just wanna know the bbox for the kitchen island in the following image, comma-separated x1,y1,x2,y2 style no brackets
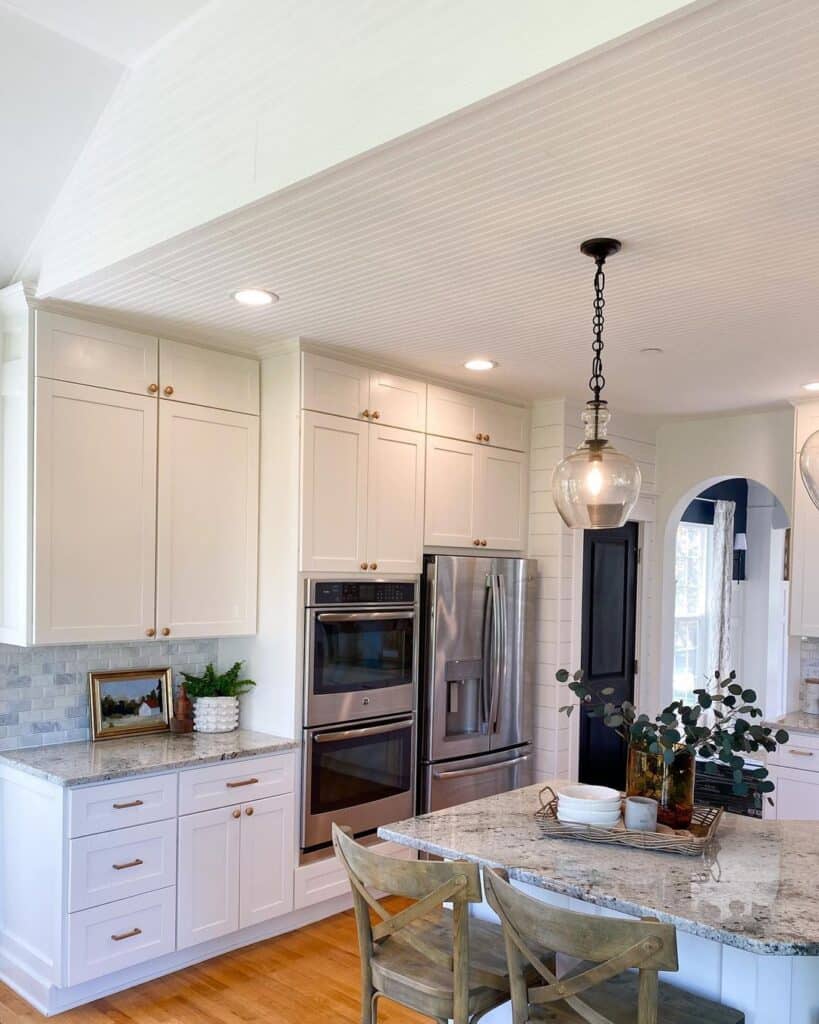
379,783,819,1024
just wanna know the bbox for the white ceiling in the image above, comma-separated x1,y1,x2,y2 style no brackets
0,0,213,286
2,0,212,65
37,0,819,417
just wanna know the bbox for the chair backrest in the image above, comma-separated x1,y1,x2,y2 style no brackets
332,824,483,1024
484,867,678,1024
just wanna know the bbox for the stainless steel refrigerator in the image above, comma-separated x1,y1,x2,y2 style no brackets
419,554,537,813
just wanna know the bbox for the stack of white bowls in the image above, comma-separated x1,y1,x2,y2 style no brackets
556,784,622,827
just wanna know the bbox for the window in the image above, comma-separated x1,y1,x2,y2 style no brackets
673,521,713,704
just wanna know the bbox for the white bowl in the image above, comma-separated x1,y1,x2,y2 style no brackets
557,808,622,827
558,784,621,802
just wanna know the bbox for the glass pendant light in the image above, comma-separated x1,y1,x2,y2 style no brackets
800,429,819,510
552,238,642,529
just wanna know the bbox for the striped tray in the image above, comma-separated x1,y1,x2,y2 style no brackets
534,785,723,857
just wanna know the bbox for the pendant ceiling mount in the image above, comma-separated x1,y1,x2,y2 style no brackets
552,237,642,530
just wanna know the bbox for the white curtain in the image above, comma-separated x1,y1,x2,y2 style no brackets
708,499,735,707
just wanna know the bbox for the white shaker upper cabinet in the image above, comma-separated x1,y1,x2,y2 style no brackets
33,380,158,645
479,447,528,550
479,398,528,452
424,436,480,548
159,339,259,415
427,385,481,445
301,352,370,421
367,370,426,432
35,311,158,396
367,425,425,574
301,411,369,572
156,402,259,639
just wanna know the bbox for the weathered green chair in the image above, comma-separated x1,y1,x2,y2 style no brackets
333,824,544,1024
484,867,745,1024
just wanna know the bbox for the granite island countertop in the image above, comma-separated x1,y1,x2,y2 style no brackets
768,710,819,737
0,729,299,786
378,782,819,957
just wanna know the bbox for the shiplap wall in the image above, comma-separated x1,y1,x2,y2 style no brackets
528,399,657,779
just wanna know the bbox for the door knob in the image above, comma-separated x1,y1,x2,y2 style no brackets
475,433,483,441
161,627,171,636
480,539,487,546
369,563,378,570
245,806,254,816
145,628,156,637
360,562,368,570
362,409,371,418
148,383,159,394
232,809,241,819
371,410,380,420
473,539,480,546
164,385,174,396
483,433,490,442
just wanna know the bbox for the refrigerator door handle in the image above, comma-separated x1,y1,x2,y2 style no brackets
480,576,494,734
433,752,530,779
488,574,506,733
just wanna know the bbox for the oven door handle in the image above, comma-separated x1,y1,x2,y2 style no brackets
313,719,413,743
432,753,530,780
316,611,416,623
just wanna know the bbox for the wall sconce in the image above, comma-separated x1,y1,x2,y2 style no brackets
733,532,747,582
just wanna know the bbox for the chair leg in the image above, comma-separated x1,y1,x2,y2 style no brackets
361,987,377,1024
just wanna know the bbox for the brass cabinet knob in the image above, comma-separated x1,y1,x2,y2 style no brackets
148,383,159,394
484,433,490,442
164,385,174,396
360,562,368,570
245,806,254,816
232,808,241,819
145,627,156,637
369,563,377,570
480,539,487,546
362,409,370,418
475,433,483,441
473,539,480,546
161,627,171,636
371,410,380,420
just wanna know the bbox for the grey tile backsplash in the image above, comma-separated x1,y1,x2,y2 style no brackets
0,639,218,751
801,637,819,708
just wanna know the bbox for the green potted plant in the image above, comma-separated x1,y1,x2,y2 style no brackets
558,668,789,828
180,662,256,734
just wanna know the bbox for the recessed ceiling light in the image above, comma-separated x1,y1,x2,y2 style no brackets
232,288,279,307
640,347,664,355
802,381,819,392
464,358,497,371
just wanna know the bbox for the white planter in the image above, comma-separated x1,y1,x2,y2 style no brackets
193,696,239,733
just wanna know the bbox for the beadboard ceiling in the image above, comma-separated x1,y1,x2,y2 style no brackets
40,0,819,416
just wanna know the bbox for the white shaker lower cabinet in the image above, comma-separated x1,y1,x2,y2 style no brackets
33,379,158,644
156,401,259,638
177,804,241,948
239,794,296,927
766,730,819,820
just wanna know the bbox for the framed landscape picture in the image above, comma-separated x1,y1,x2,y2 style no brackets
89,668,173,741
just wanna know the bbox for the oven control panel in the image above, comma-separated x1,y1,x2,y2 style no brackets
311,580,417,605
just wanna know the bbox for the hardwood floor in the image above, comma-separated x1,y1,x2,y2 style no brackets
0,900,428,1024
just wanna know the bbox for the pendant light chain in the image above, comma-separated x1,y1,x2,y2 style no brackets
589,256,607,404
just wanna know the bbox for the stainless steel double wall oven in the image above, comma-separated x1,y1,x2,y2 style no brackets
301,577,419,853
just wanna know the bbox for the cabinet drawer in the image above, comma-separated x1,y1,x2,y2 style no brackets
178,752,295,815
69,819,177,912
68,774,178,838
67,887,176,986
769,732,819,771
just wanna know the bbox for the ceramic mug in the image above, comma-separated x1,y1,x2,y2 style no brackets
624,795,658,832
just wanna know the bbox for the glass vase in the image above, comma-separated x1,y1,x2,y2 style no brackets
626,743,695,829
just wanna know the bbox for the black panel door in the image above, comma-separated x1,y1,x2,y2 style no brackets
579,522,639,788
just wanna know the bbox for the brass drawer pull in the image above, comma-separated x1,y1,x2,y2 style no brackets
789,748,815,757
225,777,259,789
112,858,144,871
111,927,142,942
112,799,144,810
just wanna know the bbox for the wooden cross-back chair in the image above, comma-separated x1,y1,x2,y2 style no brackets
332,824,529,1024
483,868,745,1024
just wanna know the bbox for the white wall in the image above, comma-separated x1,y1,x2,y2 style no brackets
653,407,794,710
32,0,698,294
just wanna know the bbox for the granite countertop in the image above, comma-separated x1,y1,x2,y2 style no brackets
768,710,819,737
379,783,819,956
0,729,299,786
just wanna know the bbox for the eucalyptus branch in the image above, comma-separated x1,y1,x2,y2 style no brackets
557,668,789,799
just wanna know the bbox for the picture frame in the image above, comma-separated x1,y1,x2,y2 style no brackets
89,668,173,741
